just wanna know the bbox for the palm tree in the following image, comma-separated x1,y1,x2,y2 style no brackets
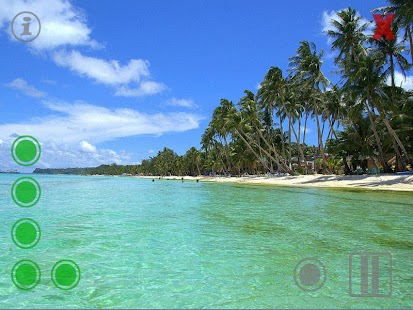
327,115,377,174
374,0,413,64
343,53,399,172
326,7,370,73
208,99,236,173
257,67,306,168
323,86,344,144
184,147,201,176
224,93,294,174
371,24,411,87
289,41,330,173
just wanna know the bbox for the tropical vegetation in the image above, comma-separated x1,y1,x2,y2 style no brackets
35,2,413,176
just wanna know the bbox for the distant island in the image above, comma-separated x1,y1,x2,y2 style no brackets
0,169,20,174
33,167,94,175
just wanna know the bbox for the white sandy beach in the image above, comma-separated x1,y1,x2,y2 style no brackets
142,174,413,192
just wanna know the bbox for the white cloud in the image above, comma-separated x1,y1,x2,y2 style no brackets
322,10,339,34
0,0,99,50
115,81,167,97
388,71,413,90
52,50,150,85
166,97,196,108
1,1,166,98
79,140,97,153
0,101,202,145
52,50,166,97
5,78,47,98
0,101,202,170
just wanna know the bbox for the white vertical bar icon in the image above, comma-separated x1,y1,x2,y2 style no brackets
349,252,392,297
361,255,369,295
372,255,380,294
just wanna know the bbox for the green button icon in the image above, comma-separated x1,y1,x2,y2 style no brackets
51,260,81,290
11,260,41,290
11,177,41,208
11,135,41,166
11,218,41,249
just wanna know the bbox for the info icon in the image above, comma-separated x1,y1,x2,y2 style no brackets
11,11,41,43
293,257,326,292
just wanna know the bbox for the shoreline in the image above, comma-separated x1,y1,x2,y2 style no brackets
138,174,413,192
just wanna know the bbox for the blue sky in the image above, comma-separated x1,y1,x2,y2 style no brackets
1,0,411,171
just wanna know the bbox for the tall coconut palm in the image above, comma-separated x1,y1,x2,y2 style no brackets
225,93,294,174
374,0,413,64
209,99,236,173
326,7,370,73
343,53,398,172
323,86,344,144
257,67,306,167
371,24,411,87
289,41,330,173
327,115,377,174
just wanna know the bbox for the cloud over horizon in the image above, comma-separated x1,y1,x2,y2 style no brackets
0,99,202,170
0,100,202,145
0,0,167,98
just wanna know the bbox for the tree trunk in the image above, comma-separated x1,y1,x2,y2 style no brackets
222,135,232,173
255,125,284,166
325,116,338,148
407,25,413,65
365,101,392,173
390,137,404,172
302,112,308,144
297,115,301,165
288,119,292,168
279,115,286,159
378,112,411,167
390,53,395,87
288,114,307,170
237,128,293,174
234,129,269,172
314,104,329,173
196,159,201,176
302,112,309,174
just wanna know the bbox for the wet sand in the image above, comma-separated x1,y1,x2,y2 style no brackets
140,174,413,192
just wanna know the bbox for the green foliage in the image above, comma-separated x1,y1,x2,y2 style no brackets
36,2,413,176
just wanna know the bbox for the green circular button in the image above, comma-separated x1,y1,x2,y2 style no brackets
11,218,41,249
11,260,41,290
11,136,41,166
11,177,41,208
51,260,81,290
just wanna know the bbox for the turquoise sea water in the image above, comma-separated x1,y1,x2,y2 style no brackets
0,174,412,309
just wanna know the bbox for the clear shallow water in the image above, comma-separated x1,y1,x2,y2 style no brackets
0,174,412,309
